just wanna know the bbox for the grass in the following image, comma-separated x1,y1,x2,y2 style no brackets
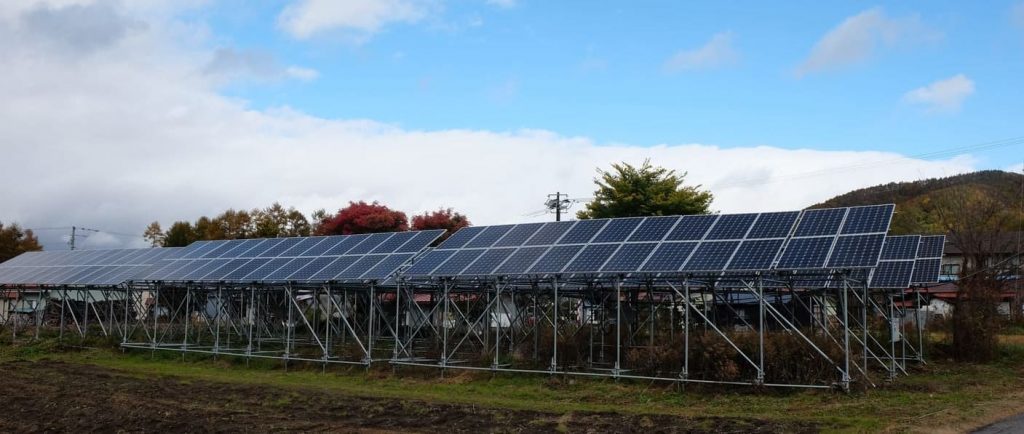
3,336,1024,433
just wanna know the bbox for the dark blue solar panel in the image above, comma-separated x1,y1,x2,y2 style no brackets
370,232,417,254
494,223,544,247
280,237,328,257
200,257,252,280
323,234,369,255
640,242,697,272
218,239,265,258
347,233,396,255
404,250,456,276
776,237,834,269
150,260,198,280
89,250,125,265
83,267,122,285
461,248,516,275
336,255,388,280
917,236,945,258
563,244,619,273
681,241,740,271
309,256,360,281
911,258,942,284
528,244,584,273
464,225,515,248
525,221,575,245
300,236,346,256
66,267,105,284
840,204,894,234
557,219,608,244
628,216,680,242
705,213,757,240
124,249,160,265
495,247,548,274
592,218,643,243
881,236,920,260
870,261,914,288
182,259,232,281
395,230,445,253
794,208,847,237
436,226,486,250
180,241,218,258
258,238,304,257
827,234,885,268
747,212,800,239
434,249,486,275
727,239,785,271
241,258,293,281
665,215,718,241
602,243,657,272
244,239,284,257
362,253,415,280
218,258,271,281
201,241,237,258
286,257,337,281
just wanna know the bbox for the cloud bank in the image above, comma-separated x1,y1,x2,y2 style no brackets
0,1,977,250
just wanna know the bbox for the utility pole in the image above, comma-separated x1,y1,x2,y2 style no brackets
545,192,570,221
68,226,101,250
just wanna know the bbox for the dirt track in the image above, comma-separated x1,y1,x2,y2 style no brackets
0,360,817,433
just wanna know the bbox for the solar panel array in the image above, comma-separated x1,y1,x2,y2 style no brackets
868,235,920,288
142,230,445,283
404,204,895,278
910,235,945,284
0,248,183,286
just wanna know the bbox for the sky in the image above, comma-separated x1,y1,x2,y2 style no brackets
1,0,1022,250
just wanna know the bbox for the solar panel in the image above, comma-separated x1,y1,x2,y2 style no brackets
562,244,618,273
628,216,680,242
361,253,415,280
826,234,885,268
370,232,417,254
218,239,264,258
602,243,657,272
334,255,387,279
794,208,847,237
705,213,757,240
240,258,293,281
300,236,345,257
665,215,718,241
747,212,799,239
557,219,608,244
525,221,575,245
528,244,584,273
284,257,337,281
592,218,643,243
310,256,359,281
323,234,369,255
880,235,921,260
344,233,395,255
870,261,915,288
841,204,894,234
682,241,739,272
464,225,515,248
493,223,544,247
776,237,834,269
495,247,548,274
433,249,486,275
436,226,486,249
461,248,516,275
727,239,785,271
403,250,456,276
396,230,446,252
917,235,945,259
280,237,328,257
640,242,697,272
910,235,945,284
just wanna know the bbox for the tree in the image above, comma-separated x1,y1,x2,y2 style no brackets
411,208,471,242
577,159,713,219
317,201,408,235
251,203,311,238
163,221,197,247
143,221,164,247
0,222,42,262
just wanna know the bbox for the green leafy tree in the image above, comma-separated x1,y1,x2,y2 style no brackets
577,160,713,219
0,222,43,262
163,221,197,247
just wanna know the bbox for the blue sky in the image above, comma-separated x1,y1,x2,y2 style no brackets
0,0,1021,250
201,1,1022,164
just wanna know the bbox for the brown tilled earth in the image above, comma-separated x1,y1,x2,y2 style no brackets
0,360,817,433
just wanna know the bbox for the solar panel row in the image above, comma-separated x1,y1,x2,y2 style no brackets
0,248,183,286
405,205,894,278
911,235,945,284
868,235,920,288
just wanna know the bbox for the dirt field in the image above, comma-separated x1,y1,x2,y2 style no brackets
0,359,817,433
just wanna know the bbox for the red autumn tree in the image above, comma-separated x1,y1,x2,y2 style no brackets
317,201,409,235
411,208,471,242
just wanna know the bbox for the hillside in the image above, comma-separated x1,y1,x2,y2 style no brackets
811,170,1024,235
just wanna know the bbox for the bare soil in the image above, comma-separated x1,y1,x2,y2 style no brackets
0,360,817,433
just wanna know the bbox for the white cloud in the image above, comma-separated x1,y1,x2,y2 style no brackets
203,48,319,83
902,74,975,113
285,66,319,81
797,8,939,76
277,0,430,40
0,2,979,250
486,0,517,9
663,32,738,73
